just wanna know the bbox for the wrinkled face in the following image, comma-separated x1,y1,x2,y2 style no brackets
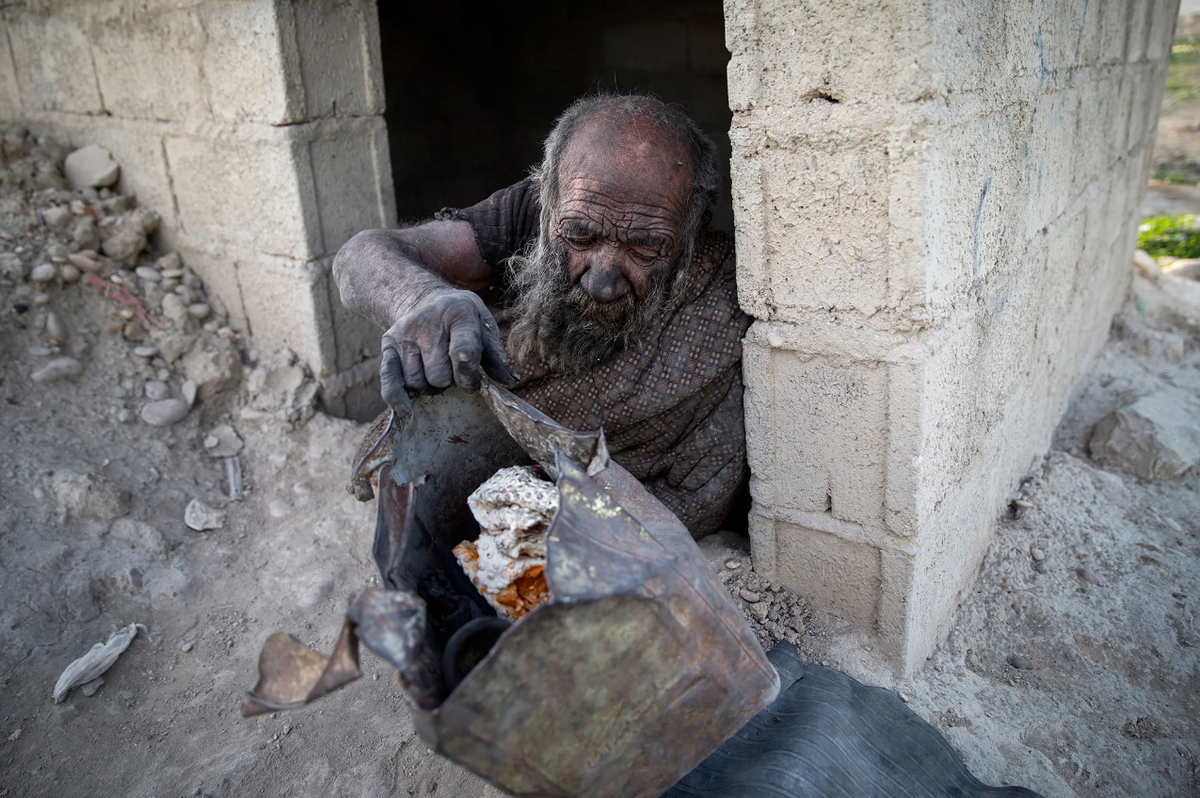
551,117,693,306
504,116,696,374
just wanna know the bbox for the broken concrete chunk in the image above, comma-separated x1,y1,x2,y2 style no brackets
51,471,130,522
203,424,243,458
1089,390,1200,480
31,356,83,383
181,337,241,400
100,220,147,266
63,144,120,191
184,498,225,531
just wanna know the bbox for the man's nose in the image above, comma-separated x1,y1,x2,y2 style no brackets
580,246,630,303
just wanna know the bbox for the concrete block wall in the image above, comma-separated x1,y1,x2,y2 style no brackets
728,0,1178,672
0,0,396,383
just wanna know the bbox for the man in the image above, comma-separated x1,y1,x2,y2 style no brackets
333,95,750,537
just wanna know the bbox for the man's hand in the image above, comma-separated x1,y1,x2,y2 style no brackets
380,289,517,415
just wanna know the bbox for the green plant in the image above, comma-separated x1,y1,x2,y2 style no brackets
1137,214,1200,258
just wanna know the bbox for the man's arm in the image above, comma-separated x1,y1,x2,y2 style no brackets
332,220,516,414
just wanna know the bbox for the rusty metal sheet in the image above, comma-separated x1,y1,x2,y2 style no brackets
241,621,361,717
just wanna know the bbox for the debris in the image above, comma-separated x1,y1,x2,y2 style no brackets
187,303,211,320
181,379,198,408
268,499,289,518
144,380,169,401
100,220,146,267
8,728,21,741
141,398,190,427
1089,390,1200,479
181,337,242,400
202,424,243,457
62,144,120,190
79,678,104,697
67,251,101,273
43,204,72,228
108,518,167,556
29,263,57,282
243,348,318,425
52,623,146,703
225,456,243,501
1075,567,1104,586
1007,654,1030,670
51,471,129,522
739,589,761,603
184,498,225,531
31,356,83,383
59,264,81,284
156,333,194,363
135,266,160,282
453,466,556,620
1030,547,1045,562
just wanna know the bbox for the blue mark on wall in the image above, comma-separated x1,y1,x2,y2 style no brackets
972,177,993,279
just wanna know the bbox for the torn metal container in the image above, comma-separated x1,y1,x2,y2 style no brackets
244,379,779,798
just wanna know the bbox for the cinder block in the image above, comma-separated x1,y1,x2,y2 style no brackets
930,0,1008,96
237,256,336,374
1145,0,1179,61
89,6,209,122
766,351,887,527
7,14,104,114
164,133,320,261
0,25,21,121
289,0,385,119
199,1,295,124
773,520,881,630
308,120,396,256
752,141,892,320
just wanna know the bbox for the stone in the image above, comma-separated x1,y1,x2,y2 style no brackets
67,251,101,273
135,266,160,282
131,207,160,235
739,589,761,603
244,348,317,424
32,357,83,382
59,264,81,284
141,399,190,427
100,221,146,266
29,263,57,282
33,293,50,307
1089,390,1200,480
43,205,72,228
181,642,194,653
63,144,120,190
122,320,146,343
133,344,159,359
161,294,190,329
156,333,194,364
0,253,28,281
108,518,167,556
144,380,170,401
187,303,211,320
181,337,242,400
157,252,182,273
203,424,243,457
181,380,198,408
268,499,290,518
51,471,129,522
1030,547,1045,561
45,312,68,344
184,498,225,531
80,678,104,697
1007,654,1029,669
70,218,99,251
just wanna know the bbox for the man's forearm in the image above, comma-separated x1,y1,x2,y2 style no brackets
333,229,454,331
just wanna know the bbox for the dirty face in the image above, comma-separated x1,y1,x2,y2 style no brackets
505,115,696,374
551,117,693,306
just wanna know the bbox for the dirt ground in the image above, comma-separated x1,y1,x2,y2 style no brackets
1,130,1198,798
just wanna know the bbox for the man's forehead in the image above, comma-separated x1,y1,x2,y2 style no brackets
559,115,692,181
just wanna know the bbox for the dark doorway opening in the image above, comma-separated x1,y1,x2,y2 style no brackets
376,0,734,233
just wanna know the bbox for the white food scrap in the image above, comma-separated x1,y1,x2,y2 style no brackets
453,466,557,620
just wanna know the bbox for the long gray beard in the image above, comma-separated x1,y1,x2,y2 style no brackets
505,236,682,375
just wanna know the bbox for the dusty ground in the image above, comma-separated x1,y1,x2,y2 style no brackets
0,130,1198,798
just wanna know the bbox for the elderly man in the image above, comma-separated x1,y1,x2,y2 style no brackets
333,95,749,537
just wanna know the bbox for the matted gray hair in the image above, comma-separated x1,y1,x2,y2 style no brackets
529,94,720,266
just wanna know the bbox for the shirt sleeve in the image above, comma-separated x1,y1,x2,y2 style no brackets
434,177,542,268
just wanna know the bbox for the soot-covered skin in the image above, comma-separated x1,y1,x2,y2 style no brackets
553,116,693,305
331,115,695,415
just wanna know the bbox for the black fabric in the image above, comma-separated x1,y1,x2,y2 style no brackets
436,177,542,272
663,642,1044,798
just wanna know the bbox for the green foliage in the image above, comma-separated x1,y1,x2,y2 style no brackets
1166,37,1200,104
1138,214,1200,258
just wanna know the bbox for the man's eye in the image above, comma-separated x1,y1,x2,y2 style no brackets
562,234,596,248
627,246,660,265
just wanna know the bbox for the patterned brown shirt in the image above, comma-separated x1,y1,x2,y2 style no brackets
440,179,750,537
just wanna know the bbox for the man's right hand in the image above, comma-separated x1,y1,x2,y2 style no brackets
380,288,518,415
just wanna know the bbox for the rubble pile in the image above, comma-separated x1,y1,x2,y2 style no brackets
0,128,288,429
